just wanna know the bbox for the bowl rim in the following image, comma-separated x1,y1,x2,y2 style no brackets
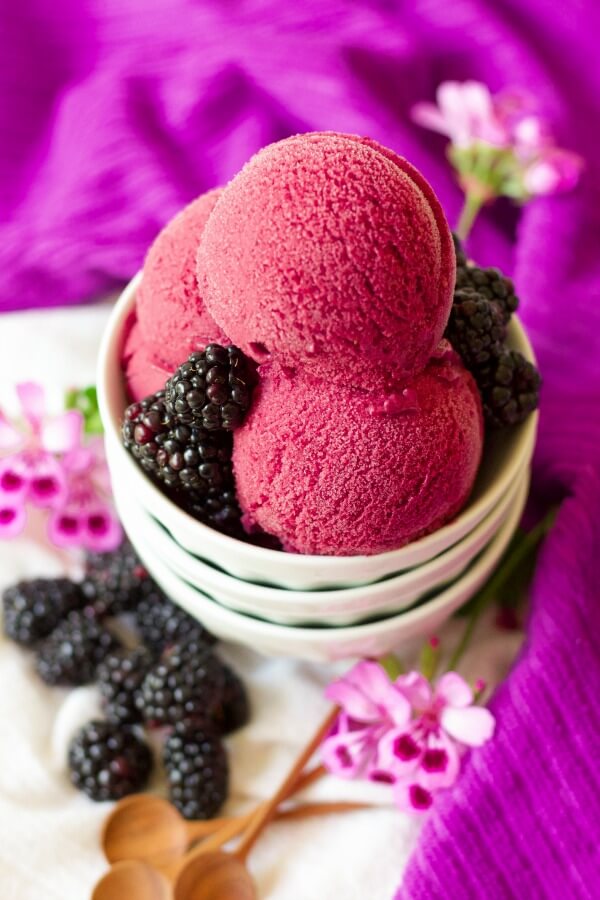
98,272,538,573
129,473,525,642
112,448,528,605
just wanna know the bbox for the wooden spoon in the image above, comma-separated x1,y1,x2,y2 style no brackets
102,764,324,869
172,708,338,900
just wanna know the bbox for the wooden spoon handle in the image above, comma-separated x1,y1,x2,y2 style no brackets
276,800,372,820
235,707,338,863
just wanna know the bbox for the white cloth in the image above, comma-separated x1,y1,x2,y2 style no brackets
0,303,523,899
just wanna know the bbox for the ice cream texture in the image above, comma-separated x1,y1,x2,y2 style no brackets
122,317,176,402
197,131,455,388
233,355,484,556
137,188,228,365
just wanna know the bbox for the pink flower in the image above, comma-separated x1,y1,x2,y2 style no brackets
522,147,584,196
321,661,411,779
411,81,509,149
0,382,121,551
379,672,495,814
0,383,82,538
48,439,122,552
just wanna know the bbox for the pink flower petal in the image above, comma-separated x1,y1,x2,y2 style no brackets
0,413,23,451
416,734,461,790
320,727,373,779
349,661,411,726
378,726,423,780
325,678,382,722
395,672,432,709
16,382,45,428
41,411,83,454
410,102,454,138
27,454,67,508
0,458,29,502
47,509,84,547
83,508,123,552
435,672,473,708
394,781,435,815
523,148,583,195
441,705,496,747
0,499,27,538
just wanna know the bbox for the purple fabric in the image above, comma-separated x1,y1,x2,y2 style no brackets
1,1,600,896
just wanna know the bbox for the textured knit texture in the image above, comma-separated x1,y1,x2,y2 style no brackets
1,2,600,898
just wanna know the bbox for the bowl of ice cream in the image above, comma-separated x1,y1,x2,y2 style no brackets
98,273,536,591
98,131,540,656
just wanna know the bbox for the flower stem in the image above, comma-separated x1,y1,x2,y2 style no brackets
456,191,484,242
447,508,557,671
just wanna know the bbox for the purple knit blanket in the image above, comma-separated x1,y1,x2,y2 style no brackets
1,2,599,896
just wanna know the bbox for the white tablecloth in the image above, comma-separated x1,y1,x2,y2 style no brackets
0,303,522,899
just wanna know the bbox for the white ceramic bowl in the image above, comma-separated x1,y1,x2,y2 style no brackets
112,454,529,625
98,274,538,590
125,475,526,661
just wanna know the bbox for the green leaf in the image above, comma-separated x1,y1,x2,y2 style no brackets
379,654,404,680
65,385,103,435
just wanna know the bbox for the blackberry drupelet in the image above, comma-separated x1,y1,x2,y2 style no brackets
163,723,228,819
455,264,519,323
446,291,506,369
2,578,85,647
122,391,234,493
136,641,225,727
135,594,215,655
68,720,153,801
212,664,250,735
165,345,253,432
35,610,121,685
479,350,541,427
97,647,153,724
82,539,154,616
180,484,243,537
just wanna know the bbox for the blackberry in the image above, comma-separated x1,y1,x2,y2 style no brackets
122,392,234,493
479,350,541,428
180,485,243,537
456,264,518,323
165,345,253,432
163,723,228,819
2,578,85,647
68,720,153,801
446,291,506,370
136,641,225,727
213,665,250,735
135,594,215,655
82,539,154,616
35,610,121,686
97,647,153,724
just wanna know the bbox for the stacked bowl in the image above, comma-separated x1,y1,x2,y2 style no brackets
98,275,537,662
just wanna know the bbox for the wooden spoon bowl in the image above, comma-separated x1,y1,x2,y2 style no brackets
174,852,255,900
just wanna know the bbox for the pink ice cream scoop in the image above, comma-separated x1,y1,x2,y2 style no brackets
137,188,229,365
121,317,177,402
233,353,483,556
197,132,455,388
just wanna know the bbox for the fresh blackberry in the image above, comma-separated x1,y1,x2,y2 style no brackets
479,350,541,428
35,610,121,686
446,291,506,370
82,539,154,616
165,345,253,432
2,578,85,647
163,723,228,819
455,264,518,323
122,392,234,493
136,641,225,727
213,665,250,735
180,484,243,537
97,647,153,724
452,232,468,269
68,720,153,801
135,594,215,655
